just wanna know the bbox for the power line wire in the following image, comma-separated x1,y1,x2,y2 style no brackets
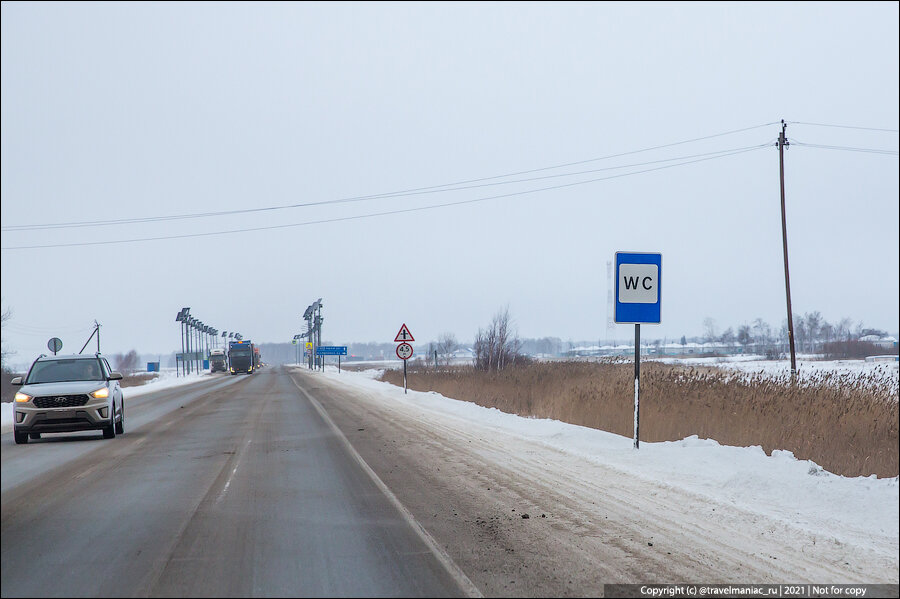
3,142,773,232
4,322,95,336
791,141,899,155
786,120,899,133
1,144,769,251
2,121,779,232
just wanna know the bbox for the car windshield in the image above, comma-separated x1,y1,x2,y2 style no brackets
230,348,251,357
26,359,105,384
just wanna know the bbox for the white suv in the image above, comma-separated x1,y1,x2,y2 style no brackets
11,354,125,444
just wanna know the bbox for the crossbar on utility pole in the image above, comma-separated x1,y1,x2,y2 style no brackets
778,119,797,379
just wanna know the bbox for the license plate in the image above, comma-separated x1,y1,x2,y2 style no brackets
47,410,76,419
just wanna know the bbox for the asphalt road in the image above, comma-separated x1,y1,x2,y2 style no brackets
6,365,893,597
0,367,474,598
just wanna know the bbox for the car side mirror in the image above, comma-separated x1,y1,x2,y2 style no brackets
109,372,124,381
11,376,23,385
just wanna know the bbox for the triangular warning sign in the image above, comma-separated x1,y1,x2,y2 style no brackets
394,323,415,342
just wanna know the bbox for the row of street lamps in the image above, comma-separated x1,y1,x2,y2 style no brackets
175,307,243,377
296,298,323,369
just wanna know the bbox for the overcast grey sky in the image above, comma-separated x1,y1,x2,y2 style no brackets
2,1,898,363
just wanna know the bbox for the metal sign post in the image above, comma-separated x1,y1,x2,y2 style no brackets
634,324,640,449
47,337,63,356
396,342,413,393
614,252,662,450
316,346,348,373
394,324,415,394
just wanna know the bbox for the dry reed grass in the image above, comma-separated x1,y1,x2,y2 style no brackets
380,361,899,478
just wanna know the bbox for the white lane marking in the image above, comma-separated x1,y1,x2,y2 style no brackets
216,439,251,505
289,373,483,598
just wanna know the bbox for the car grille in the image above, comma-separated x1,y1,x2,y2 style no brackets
34,395,90,408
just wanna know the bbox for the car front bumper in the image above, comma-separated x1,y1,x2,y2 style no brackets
14,401,113,433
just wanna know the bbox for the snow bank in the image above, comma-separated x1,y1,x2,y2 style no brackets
308,364,898,552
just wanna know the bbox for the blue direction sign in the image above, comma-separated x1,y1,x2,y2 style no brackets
316,346,348,356
614,252,662,324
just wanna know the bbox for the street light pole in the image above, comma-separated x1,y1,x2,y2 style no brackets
176,308,188,377
316,304,323,370
186,318,192,374
195,321,203,373
190,318,197,374
180,319,184,377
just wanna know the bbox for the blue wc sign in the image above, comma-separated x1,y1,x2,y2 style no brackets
614,251,662,450
614,252,662,324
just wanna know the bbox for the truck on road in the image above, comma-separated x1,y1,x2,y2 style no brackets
228,340,255,375
209,348,228,373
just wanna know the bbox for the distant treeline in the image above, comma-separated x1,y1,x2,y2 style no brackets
102,310,897,371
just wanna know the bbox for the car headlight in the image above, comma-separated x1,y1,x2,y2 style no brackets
15,392,32,403
90,387,110,399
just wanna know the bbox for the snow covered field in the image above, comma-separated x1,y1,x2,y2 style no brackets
655,353,899,376
652,355,900,396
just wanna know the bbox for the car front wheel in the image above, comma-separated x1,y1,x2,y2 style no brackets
14,430,29,444
103,406,117,439
115,402,125,435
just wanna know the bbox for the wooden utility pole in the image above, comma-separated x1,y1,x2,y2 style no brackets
778,120,797,378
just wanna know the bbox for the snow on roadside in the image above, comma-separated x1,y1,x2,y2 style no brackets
1,369,211,433
306,364,899,556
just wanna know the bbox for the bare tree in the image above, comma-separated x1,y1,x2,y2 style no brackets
1,303,13,371
702,317,718,344
805,311,824,350
114,350,140,374
719,327,735,345
835,317,853,341
751,318,772,346
436,332,458,365
474,306,524,371
496,307,511,370
474,321,498,371
794,313,807,352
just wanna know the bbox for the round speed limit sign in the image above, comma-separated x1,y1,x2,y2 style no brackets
396,342,413,360
47,337,63,353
